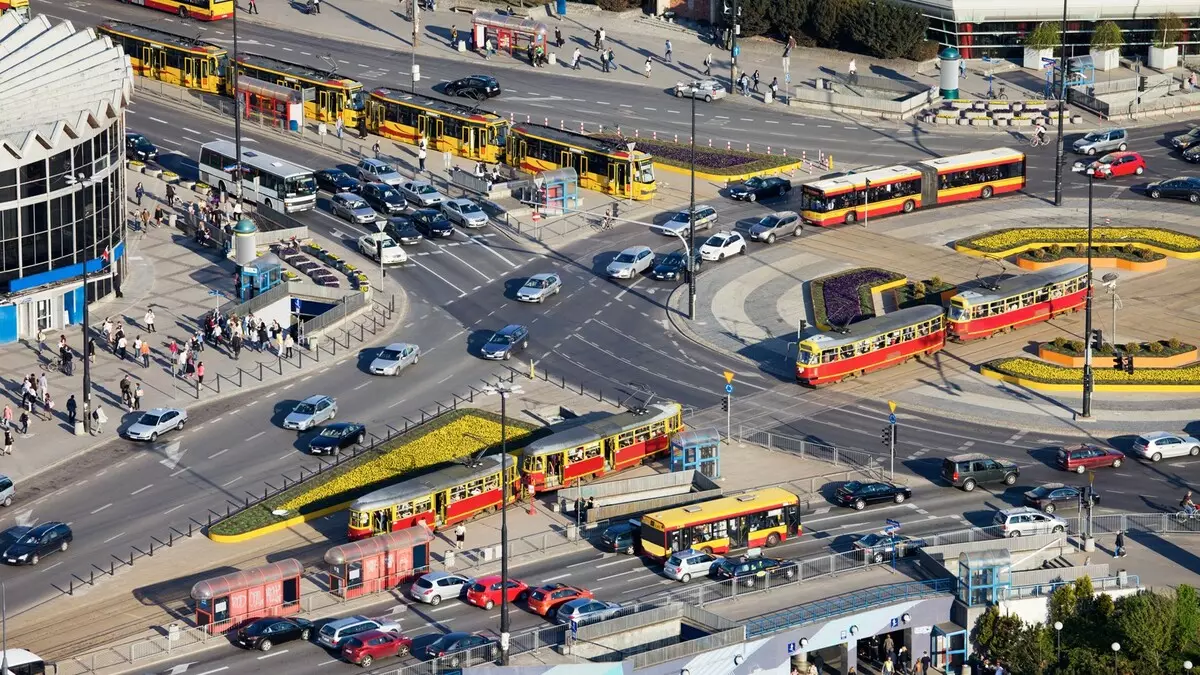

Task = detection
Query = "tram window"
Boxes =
[522,137,555,162]
[590,153,610,175]
[618,431,635,448]
[482,473,500,492]
[651,421,666,437]
[635,425,651,443]
[450,483,469,502]
[396,500,413,518]
[568,445,584,461]
[902,327,915,341]
[872,335,886,350]
[857,340,870,355]
[839,346,854,359]
[584,443,602,459]
[443,117,462,137]
[917,323,929,337]
[826,350,842,363]
[524,455,543,471]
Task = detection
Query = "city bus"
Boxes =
[796,305,946,386]
[521,402,683,492]
[1,649,48,675]
[347,455,517,540]
[366,88,509,163]
[0,0,29,20]
[506,124,657,200]
[639,487,803,560]
[97,22,226,94]
[232,53,365,127]
[198,141,317,213]
[949,265,1089,341]
[116,0,234,21]
[800,148,1026,226]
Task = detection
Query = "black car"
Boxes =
[444,75,501,100]
[1,521,72,566]
[125,131,158,161]
[710,556,797,585]
[1023,483,1098,514]
[727,176,791,202]
[360,182,407,215]
[480,324,529,360]
[385,218,424,245]
[235,617,314,652]
[409,209,455,238]
[1145,176,1200,202]
[308,422,367,455]
[315,169,362,194]
[835,481,912,510]
[650,250,702,281]
[1183,145,1200,164]
[421,632,499,667]
[599,520,641,554]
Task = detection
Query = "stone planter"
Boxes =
[1039,344,1198,368]
[1016,255,1168,272]
[971,118,993,126]
[1009,117,1033,127]
[1023,47,1053,70]
[1149,45,1179,70]
[1090,48,1120,72]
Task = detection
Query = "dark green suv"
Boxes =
[941,453,1019,492]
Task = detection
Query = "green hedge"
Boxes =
[1045,337,1195,358]
[1020,244,1164,263]
[597,135,798,176]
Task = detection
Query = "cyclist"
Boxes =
[1033,122,1048,146]
[601,206,614,229]
[1182,490,1197,515]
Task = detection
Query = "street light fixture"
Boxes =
[1081,166,1096,419]
[64,173,102,435]
[481,382,524,665]
[1054,621,1063,662]
[687,81,698,321]
[1112,642,1121,675]
[1185,660,1194,674]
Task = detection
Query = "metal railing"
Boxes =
[300,289,370,336]
[1088,512,1200,536]
[745,577,955,638]
[1001,574,1138,601]
[737,425,890,484]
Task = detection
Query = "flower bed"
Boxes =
[208,409,542,537]
[982,357,1200,390]
[955,227,1200,258]
[1039,338,1198,368]
[596,135,797,176]
[811,268,906,329]
[894,277,956,310]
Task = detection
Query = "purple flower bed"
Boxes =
[597,136,796,175]
[811,268,905,328]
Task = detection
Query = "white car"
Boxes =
[331,193,378,225]
[1131,431,1200,462]
[605,246,654,279]
[675,79,727,102]
[410,571,473,605]
[698,231,747,261]
[368,342,420,375]
[442,198,489,228]
[124,407,187,442]
[399,179,445,208]
[358,232,407,264]
[653,205,718,236]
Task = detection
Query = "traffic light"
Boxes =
[1113,354,1124,370]
[1090,329,1105,351]
[881,426,893,446]
[1125,356,1134,375]
[721,396,729,412]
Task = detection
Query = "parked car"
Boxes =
[0,475,13,508]
[650,250,701,281]
[941,453,1019,491]
[480,324,529,360]
[674,79,727,102]
[727,176,792,201]
[748,211,802,243]
[1183,145,1200,164]
[1145,176,1200,202]
[125,131,158,161]
[315,168,362,193]
[516,273,562,303]
[341,629,412,667]
[409,209,455,238]
[710,555,797,586]
[317,615,401,649]
[465,575,529,610]
[662,549,718,582]
[410,571,473,606]
[653,205,718,236]
[993,506,1069,537]
[420,632,498,667]
[124,407,187,441]
[307,422,366,455]
[358,232,407,264]
[445,75,501,99]
[1131,431,1200,462]
[360,182,407,216]
[1055,443,1125,473]
[1078,151,1146,179]
[835,481,912,510]
[698,231,747,261]
[1072,128,1128,155]
[1023,483,1096,514]
[853,533,926,563]
[442,197,489,227]
[1,522,72,566]
[369,342,420,376]
[398,179,445,207]
[331,193,378,225]
[355,158,405,186]
[555,598,623,626]
[605,245,654,279]
[1170,127,1200,150]
[384,217,424,245]
[599,520,641,554]
[283,394,338,431]
[235,617,314,652]
[527,583,594,616]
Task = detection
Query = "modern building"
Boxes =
[0,12,133,344]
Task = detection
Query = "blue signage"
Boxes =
[207,289,223,297]
[725,384,733,394]
[886,518,901,527]
[888,413,897,425]
[292,298,302,313]
[891,617,900,628]
[569,618,578,637]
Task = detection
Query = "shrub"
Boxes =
[1031,248,1046,260]
[908,39,940,61]
[1090,21,1125,51]
[1097,244,1112,255]
[1052,337,1068,349]
[930,275,944,288]
[1122,243,1136,254]
[597,0,631,10]
[1148,341,1166,354]
[1098,343,1115,356]
[1169,337,1183,350]
[850,0,928,60]
[1049,243,1062,256]
[1154,12,1185,48]
[1125,342,1143,354]
[1068,340,1084,353]
[1024,22,1061,50]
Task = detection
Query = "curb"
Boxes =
[207,500,353,543]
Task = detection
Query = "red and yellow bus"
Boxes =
[117,0,234,21]
[949,264,1089,341]
[520,403,683,493]
[367,88,508,163]
[347,454,518,540]
[800,148,1026,226]
[639,487,804,560]
[506,124,657,200]
[796,305,946,386]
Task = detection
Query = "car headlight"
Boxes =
[17,553,28,561]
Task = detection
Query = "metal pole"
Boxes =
[81,261,91,435]
[1053,0,1068,206]
[889,424,896,479]
[863,177,870,227]
[411,1,420,93]
[1111,291,1117,348]
[232,0,244,207]
[499,391,510,665]
[1082,171,1094,418]
[725,394,731,441]
[729,0,739,85]
[687,87,697,320]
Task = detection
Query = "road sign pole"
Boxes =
[887,401,898,479]
[723,372,735,442]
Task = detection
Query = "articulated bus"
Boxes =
[949,265,1089,341]
[348,455,518,540]
[639,487,804,560]
[800,148,1027,226]
[367,87,508,163]
[232,53,365,127]
[198,141,317,213]
[1,649,48,675]
[506,124,657,200]
[796,305,946,386]
[116,0,234,21]
[98,21,226,94]
[520,403,683,492]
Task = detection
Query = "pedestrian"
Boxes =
[454,523,466,548]
[959,59,967,80]
[42,393,53,422]
[882,656,894,675]
[311,0,320,13]
[418,145,427,172]
[644,56,652,78]
[784,34,796,58]
[179,350,190,378]
[139,209,151,231]
[67,394,77,427]
[848,58,857,83]
[2,428,11,456]
[284,333,295,358]
[1,404,10,429]
[372,141,381,159]
[154,205,164,227]
[35,327,46,354]
[117,334,128,361]
[196,361,205,387]
[140,339,151,368]
[18,410,29,436]
[572,47,581,70]
[38,372,48,401]
[336,116,344,139]
[751,69,761,92]
[145,308,156,333]
[664,38,672,62]
[87,337,96,365]
[248,0,258,12]
[884,634,894,660]
[919,651,931,675]
[232,334,243,360]
[703,52,712,76]
[133,383,143,411]
[769,76,779,101]
[419,134,428,151]
[135,182,144,206]
[593,28,601,51]
[554,26,563,48]
[1115,530,1126,557]
[484,37,494,59]
[598,27,606,51]
[450,24,458,48]
[606,48,615,71]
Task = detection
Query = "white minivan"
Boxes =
[662,549,718,582]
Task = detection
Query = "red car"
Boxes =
[526,583,595,616]
[340,630,412,668]
[1087,152,1146,179]
[465,575,529,610]
[1055,444,1125,474]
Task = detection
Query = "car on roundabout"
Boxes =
[653,205,718,236]
[606,245,654,279]
[420,632,499,666]
[650,250,701,282]
[1145,176,1200,202]
[442,197,489,228]
[410,571,473,605]
[409,209,456,238]
[516,272,562,303]
[698,231,746,261]
[124,407,187,441]
[384,217,424,245]
[125,131,159,161]
[369,342,421,375]
[398,179,446,208]
[358,232,407,264]
[834,480,911,510]
[234,617,314,652]
[527,583,594,616]
[360,182,407,216]
[1183,144,1200,163]
[341,629,412,667]
[1022,483,1095,514]
[283,394,338,431]
[1171,127,1200,151]
[308,422,367,455]
[555,598,623,626]
[710,555,797,585]
[727,175,791,201]
[1055,443,1125,473]
[748,210,802,243]
[1074,151,1146,179]
[674,79,727,102]
[466,575,529,610]
[315,168,362,194]
[1130,431,1200,462]
[480,324,529,360]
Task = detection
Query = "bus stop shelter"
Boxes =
[670,428,721,478]
[324,525,433,599]
[533,167,579,216]
[237,76,308,132]
[190,559,303,633]
[471,12,547,55]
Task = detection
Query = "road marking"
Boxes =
[644,107,657,111]
[430,605,455,613]
[164,504,188,515]
[388,398,409,409]
[740,118,754,121]
[439,243,493,281]
[301,375,312,382]
[714,115,729,119]
[567,556,604,568]
[246,431,266,442]
[597,101,611,105]
[598,569,639,581]
[149,116,168,125]
[354,382,370,390]
[91,503,112,514]
[221,476,243,488]
[316,660,339,666]
[470,235,519,268]
[103,532,126,544]
[792,122,805,126]
[278,451,295,461]
[818,124,832,128]
[411,258,468,297]
[183,136,204,146]
[620,104,632,108]
[542,573,571,582]
[209,448,230,459]
[668,110,681,114]
[38,561,63,573]
[257,650,289,660]
[596,559,626,568]
[765,120,779,124]
[130,484,154,496]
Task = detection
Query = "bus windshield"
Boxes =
[287,175,317,196]
[636,160,655,183]
[800,187,835,213]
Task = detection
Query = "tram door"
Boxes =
[607,163,627,197]
[318,90,333,123]
[368,100,385,133]
[434,490,449,523]
[461,126,478,159]
[418,116,444,149]
[183,57,196,89]
[372,508,393,536]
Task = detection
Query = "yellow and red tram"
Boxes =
[948,265,1089,341]
[796,305,946,386]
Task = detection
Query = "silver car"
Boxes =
[368,342,420,376]
[993,506,1069,537]
[555,599,623,626]
[331,193,377,225]
[410,571,473,606]
[662,550,717,582]
[749,210,802,243]
[124,407,187,442]
[675,79,727,102]
[1131,431,1200,462]
[605,246,654,279]
[399,179,445,207]
[516,273,562,303]
[355,158,405,187]
[282,394,337,431]
[1072,128,1128,155]
[442,198,489,228]
[653,205,718,236]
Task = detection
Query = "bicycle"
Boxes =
[1177,508,1200,525]
[41,356,63,373]
[986,85,1008,100]
[1029,135,1051,148]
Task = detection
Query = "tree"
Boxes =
[807,0,855,49]
[1024,22,1061,51]
[1116,591,1176,673]
[1049,582,1078,625]
[1154,12,1185,48]
[850,0,928,60]
[1174,585,1200,652]
[1090,21,1125,51]
[972,606,1024,663]
[1007,623,1055,675]
[725,0,773,38]
[772,0,811,47]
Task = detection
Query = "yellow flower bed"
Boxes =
[279,414,528,511]
[957,227,1200,256]
[985,357,1200,386]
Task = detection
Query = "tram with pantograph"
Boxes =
[796,305,946,386]
[948,264,1089,341]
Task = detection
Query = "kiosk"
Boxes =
[190,559,303,633]
[471,12,547,55]
[237,251,285,301]
[325,525,433,599]
[670,428,721,478]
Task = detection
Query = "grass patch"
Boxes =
[596,135,797,176]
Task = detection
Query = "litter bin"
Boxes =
[764,89,774,104]
[556,0,566,14]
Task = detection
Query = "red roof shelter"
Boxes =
[325,525,433,599]
[190,559,303,633]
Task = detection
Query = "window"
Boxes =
[20,159,48,199]
[0,169,15,202]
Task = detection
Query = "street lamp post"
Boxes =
[1053,621,1063,662]
[1185,659,1194,675]
[1053,0,1069,206]
[232,0,244,207]
[687,81,698,320]
[1112,642,1120,675]
[483,382,523,665]
[374,221,387,280]
[1101,272,1121,346]
[66,173,100,435]
[1081,167,1096,418]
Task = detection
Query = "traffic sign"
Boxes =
[886,518,901,528]
[725,384,733,394]
[1042,57,1057,65]
[207,290,224,297]
[883,525,899,534]
[723,370,735,384]
[569,618,578,637]
[291,298,301,313]
[888,413,897,425]
[887,400,897,413]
